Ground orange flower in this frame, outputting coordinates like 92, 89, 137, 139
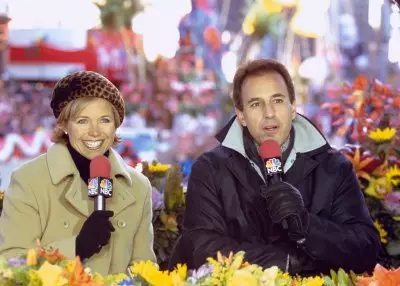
353, 75, 369, 91
341, 145, 381, 181
36, 239, 66, 264
69, 256, 103, 286
357, 264, 400, 286
217, 251, 234, 265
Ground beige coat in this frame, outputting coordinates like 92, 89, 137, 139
0, 143, 156, 276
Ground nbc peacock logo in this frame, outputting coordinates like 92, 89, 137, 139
100, 179, 112, 196
266, 158, 282, 174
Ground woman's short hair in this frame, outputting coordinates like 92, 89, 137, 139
51, 97, 122, 146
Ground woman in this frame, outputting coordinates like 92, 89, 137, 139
0, 71, 156, 276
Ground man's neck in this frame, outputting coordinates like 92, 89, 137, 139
254, 132, 291, 152
281, 132, 291, 153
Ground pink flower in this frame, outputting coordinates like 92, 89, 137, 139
383, 192, 400, 216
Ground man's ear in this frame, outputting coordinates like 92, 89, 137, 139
291, 101, 297, 120
235, 108, 247, 127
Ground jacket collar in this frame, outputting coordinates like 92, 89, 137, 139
216, 113, 330, 179
46, 144, 135, 218
47, 143, 133, 187
216, 113, 330, 158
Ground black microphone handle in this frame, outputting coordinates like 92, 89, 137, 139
95, 195, 106, 211
267, 174, 288, 230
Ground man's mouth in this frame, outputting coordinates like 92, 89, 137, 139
84, 140, 103, 150
263, 126, 279, 134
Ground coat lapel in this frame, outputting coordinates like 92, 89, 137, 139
106, 149, 136, 216
285, 153, 320, 212
46, 144, 136, 218
47, 144, 90, 217
285, 153, 319, 187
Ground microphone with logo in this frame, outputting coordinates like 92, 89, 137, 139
88, 156, 113, 211
259, 139, 288, 229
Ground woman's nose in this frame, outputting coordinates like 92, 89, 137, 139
88, 123, 100, 136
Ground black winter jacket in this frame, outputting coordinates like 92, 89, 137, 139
170, 114, 380, 276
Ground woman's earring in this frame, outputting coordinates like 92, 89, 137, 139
64, 131, 68, 135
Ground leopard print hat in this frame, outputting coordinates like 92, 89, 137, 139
50, 71, 125, 125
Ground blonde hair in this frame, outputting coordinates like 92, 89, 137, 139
51, 97, 122, 146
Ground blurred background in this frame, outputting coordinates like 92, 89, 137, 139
0, 0, 399, 187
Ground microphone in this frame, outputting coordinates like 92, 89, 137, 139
88, 156, 113, 211
259, 139, 288, 229
259, 139, 283, 184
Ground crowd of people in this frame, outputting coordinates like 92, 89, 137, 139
0, 38, 224, 165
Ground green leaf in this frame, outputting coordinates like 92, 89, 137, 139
323, 276, 336, 286
330, 269, 338, 284
337, 268, 349, 286
350, 271, 358, 285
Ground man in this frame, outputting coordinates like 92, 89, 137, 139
169, 59, 380, 276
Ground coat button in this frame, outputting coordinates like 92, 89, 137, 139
63, 221, 69, 228
117, 220, 126, 228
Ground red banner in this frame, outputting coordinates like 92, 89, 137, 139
8, 28, 138, 83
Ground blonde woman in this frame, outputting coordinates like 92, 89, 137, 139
0, 71, 156, 276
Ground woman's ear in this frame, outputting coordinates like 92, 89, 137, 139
57, 123, 67, 135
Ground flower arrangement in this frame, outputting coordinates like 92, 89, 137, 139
0, 239, 129, 285
322, 75, 400, 268
242, 0, 284, 38
1, 244, 400, 286
136, 161, 186, 270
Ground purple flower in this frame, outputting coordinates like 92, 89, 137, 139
187, 263, 213, 283
152, 187, 164, 210
7, 257, 26, 267
383, 192, 400, 216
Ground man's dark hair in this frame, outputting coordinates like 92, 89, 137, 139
232, 59, 295, 111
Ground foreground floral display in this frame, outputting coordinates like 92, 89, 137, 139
322, 75, 400, 268
137, 161, 185, 270
1, 242, 400, 286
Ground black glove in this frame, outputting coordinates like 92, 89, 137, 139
76, 210, 115, 260
261, 182, 309, 242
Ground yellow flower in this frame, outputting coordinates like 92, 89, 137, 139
130, 260, 173, 286
386, 165, 400, 186
27, 269, 42, 285
243, 7, 256, 35
92, 272, 106, 284
148, 162, 172, 173
36, 261, 68, 286
0, 191, 4, 201
365, 177, 393, 199
64, 260, 76, 273
260, 266, 279, 285
228, 269, 258, 286
172, 263, 187, 281
374, 220, 388, 244
296, 276, 325, 286
26, 249, 37, 266
262, 0, 283, 14
2, 269, 13, 279
368, 127, 397, 142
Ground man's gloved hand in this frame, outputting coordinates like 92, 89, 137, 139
76, 210, 115, 260
261, 182, 309, 242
